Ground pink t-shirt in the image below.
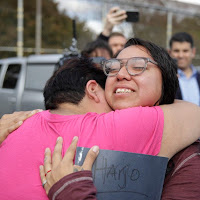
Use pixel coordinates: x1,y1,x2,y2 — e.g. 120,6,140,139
0,106,164,199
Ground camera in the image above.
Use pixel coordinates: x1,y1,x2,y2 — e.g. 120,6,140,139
126,11,139,22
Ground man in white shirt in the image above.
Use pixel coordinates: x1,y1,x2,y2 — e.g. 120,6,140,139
169,32,200,106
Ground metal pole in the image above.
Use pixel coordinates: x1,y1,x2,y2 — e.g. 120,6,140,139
17,0,24,57
72,19,76,40
166,11,173,49
102,1,107,28
35,0,42,54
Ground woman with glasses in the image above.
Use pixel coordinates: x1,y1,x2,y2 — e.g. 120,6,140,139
104,38,177,110
1,38,199,200
40,38,199,199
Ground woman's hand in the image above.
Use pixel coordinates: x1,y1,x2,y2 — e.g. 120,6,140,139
0,109,42,144
103,6,127,36
40,136,99,194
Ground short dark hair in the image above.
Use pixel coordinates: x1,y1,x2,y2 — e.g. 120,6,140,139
44,57,107,110
169,32,194,48
81,39,113,58
125,38,178,105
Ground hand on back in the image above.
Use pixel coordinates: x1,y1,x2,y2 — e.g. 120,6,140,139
40,136,99,195
0,109,42,145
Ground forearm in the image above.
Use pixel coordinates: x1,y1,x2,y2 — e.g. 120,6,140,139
48,171,97,200
102,23,113,37
159,101,200,158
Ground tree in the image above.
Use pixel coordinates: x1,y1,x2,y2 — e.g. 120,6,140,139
0,0,95,58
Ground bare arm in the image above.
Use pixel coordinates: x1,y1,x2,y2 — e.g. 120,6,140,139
159,100,200,159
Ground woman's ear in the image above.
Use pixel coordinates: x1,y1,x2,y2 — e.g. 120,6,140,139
85,80,100,103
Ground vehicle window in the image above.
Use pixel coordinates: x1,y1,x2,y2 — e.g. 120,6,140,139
3,64,21,89
25,64,55,91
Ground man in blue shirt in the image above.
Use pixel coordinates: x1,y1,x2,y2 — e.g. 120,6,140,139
169,32,200,106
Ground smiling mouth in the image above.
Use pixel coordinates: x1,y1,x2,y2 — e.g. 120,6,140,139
115,88,133,94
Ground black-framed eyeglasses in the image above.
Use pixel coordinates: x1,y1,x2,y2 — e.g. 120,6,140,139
102,57,158,77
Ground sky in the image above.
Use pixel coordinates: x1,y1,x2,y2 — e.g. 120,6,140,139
175,0,200,4
54,0,200,35
54,0,135,37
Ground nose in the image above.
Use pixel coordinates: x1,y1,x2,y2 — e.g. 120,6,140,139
177,51,184,58
116,65,132,81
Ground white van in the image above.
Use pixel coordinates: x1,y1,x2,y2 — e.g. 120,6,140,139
0,54,63,117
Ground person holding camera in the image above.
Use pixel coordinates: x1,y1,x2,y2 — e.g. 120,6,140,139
97,6,127,56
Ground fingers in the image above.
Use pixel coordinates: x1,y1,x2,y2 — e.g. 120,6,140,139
82,146,99,170
40,165,45,183
44,148,52,177
110,12,127,24
113,14,127,22
109,6,120,14
63,136,78,163
0,133,9,145
52,137,63,168
0,121,23,144
112,9,126,17
1,109,42,122
39,137,99,197
39,165,47,191
109,7,126,17
0,109,42,145
6,120,23,133
15,109,43,122
107,7,126,25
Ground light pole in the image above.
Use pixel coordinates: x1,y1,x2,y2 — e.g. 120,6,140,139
166,11,173,49
35,0,42,54
17,0,24,57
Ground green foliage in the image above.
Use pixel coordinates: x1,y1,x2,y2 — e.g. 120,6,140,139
0,0,17,47
0,0,95,58
134,9,167,47
132,8,200,66
0,0,199,66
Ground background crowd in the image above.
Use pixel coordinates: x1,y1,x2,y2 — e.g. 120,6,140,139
0,5,200,200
